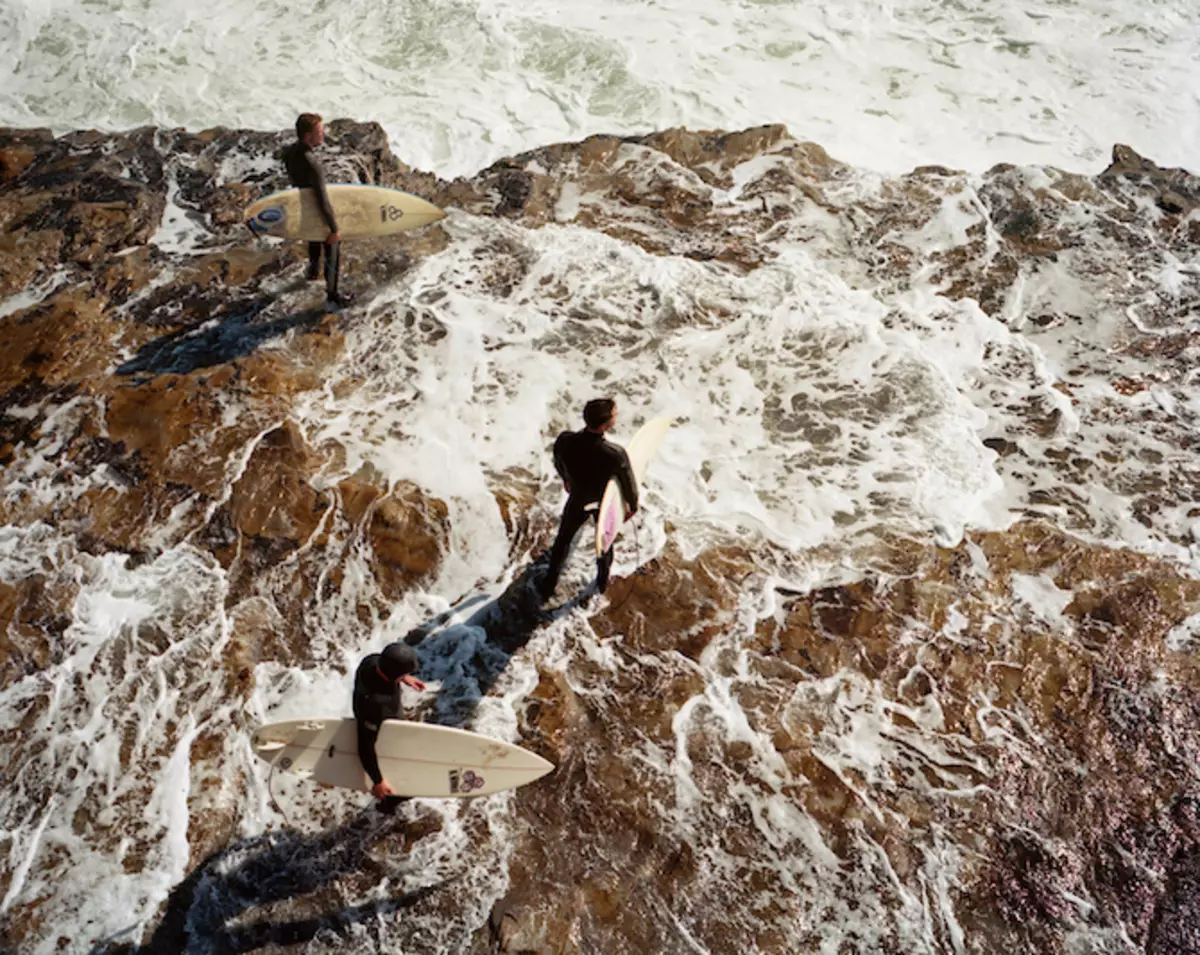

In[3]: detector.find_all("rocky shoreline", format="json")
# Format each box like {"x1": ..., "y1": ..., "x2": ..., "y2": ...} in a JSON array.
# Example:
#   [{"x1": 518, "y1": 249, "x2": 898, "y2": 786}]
[{"x1": 2, "y1": 120, "x2": 1200, "y2": 953}]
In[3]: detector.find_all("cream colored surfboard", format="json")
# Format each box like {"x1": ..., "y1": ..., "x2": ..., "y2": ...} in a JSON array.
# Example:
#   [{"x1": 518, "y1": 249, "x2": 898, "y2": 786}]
[
  {"x1": 595, "y1": 417, "x2": 671, "y2": 557},
  {"x1": 251, "y1": 718, "x2": 554, "y2": 798},
  {"x1": 245, "y1": 184, "x2": 446, "y2": 241}
]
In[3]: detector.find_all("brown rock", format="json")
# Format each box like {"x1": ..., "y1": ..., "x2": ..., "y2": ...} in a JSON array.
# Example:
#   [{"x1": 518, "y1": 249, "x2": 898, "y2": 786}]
[
  {"x1": 1100, "y1": 142, "x2": 1200, "y2": 215},
  {"x1": 637, "y1": 124, "x2": 793, "y2": 186},
  {"x1": 0, "y1": 225, "x2": 65, "y2": 300},
  {"x1": 366, "y1": 484, "x2": 451, "y2": 598},
  {"x1": 0, "y1": 290, "x2": 129, "y2": 389},
  {"x1": 0, "y1": 576, "x2": 73, "y2": 691},
  {"x1": 228, "y1": 421, "x2": 328, "y2": 542},
  {"x1": 590, "y1": 542, "x2": 754, "y2": 658},
  {"x1": 0, "y1": 145, "x2": 38, "y2": 184}
]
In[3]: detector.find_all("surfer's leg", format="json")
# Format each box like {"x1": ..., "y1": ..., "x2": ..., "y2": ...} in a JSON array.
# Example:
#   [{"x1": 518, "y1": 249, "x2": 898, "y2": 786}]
[
  {"x1": 306, "y1": 241, "x2": 322, "y2": 280},
  {"x1": 324, "y1": 239, "x2": 339, "y2": 298},
  {"x1": 539, "y1": 502, "x2": 589, "y2": 599},
  {"x1": 595, "y1": 546, "x2": 614, "y2": 593},
  {"x1": 324, "y1": 239, "x2": 355, "y2": 308}
]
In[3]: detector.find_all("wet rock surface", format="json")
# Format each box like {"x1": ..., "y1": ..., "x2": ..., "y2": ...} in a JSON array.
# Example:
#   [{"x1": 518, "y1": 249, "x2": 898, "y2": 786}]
[{"x1": 0, "y1": 121, "x2": 1199, "y2": 954}]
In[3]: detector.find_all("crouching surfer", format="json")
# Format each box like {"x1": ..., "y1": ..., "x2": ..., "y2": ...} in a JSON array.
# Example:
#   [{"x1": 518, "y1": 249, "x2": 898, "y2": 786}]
[
  {"x1": 538, "y1": 397, "x2": 638, "y2": 601},
  {"x1": 353, "y1": 641, "x2": 426, "y2": 806}
]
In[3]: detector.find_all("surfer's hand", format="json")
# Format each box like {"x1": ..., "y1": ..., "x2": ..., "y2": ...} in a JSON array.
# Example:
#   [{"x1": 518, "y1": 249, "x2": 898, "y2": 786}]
[
  {"x1": 326, "y1": 230, "x2": 340, "y2": 245},
  {"x1": 372, "y1": 781, "x2": 395, "y2": 799},
  {"x1": 401, "y1": 675, "x2": 426, "y2": 691}
]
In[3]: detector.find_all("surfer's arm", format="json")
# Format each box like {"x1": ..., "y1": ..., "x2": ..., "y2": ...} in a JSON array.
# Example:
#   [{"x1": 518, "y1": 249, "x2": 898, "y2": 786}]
[
  {"x1": 615, "y1": 449, "x2": 638, "y2": 515},
  {"x1": 308, "y1": 157, "x2": 339, "y2": 236},
  {"x1": 356, "y1": 717, "x2": 385, "y2": 787},
  {"x1": 552, "y1": 434, "x2": 571, "y2": 492}
]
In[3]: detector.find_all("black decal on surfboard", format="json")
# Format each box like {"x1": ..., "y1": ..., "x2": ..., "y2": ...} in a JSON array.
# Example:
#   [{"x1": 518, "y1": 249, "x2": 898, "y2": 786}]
[
  {"x1": 328, "y1": 744, "x2": 336, "y2": 759},
  {"x1": 448, "y1": 769, "x2": 460, "y2": 793},
  {"x1": 380, "y1": 205, "x2": 404, "y2": 222}
]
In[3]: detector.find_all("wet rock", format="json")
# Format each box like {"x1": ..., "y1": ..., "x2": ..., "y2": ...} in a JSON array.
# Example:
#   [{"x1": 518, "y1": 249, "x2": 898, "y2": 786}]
[
  {"x1": 1101, "y1": 143, "x2": 1200, "y2": 216},
  {"x1": 0, "y1": 126, "x2": 166, "y2": 294},
  {"x1": 590, "y1": 542, "x2": 753, "y2": 659},
  {"x1": 638, "y1": 124, "x2": 794, "y2": 186},
  {"x1": 492, "y1": 168, "x2": 536, "y2": 217},
  {"x1": 0, "y1": 576, "x2": 73, "y2": 691},
  {"x1": 228, "y1": 421, "x2": 328, "y2": 542},
  {"x1": 0, "y1": 290, "x2": 137, "y2": 391},
  {"x1": 362, "y1": 483, "x2": 452, "y2": 599},
  {"x1": 0, "y1": 142, "x2": 41, "y2": 184},
  {"x1": 4, "y1": 118, "x2": 1200, "y2": 955},
  {"x1": 1148, "y1": 801, "x2": 1200, "y2": 955}
]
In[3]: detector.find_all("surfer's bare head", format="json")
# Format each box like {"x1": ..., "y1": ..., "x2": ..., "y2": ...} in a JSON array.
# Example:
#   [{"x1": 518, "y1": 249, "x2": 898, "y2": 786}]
[
  {"x1": 295, "y1": 112, "x2": 324, "y2": 146},
  {"x1": 584, "y1": 398, "x2": 617, "y2": 432}
]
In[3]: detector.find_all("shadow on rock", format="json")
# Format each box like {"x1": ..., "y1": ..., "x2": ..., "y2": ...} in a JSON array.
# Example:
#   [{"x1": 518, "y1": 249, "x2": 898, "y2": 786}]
[
  {"x1": 408, "y1": 559, "x2": 589, "y2": 729},
  {"x1": 116, "y1": 296, "x2": 325, "y2": 378},
  {"x1": 94, "y1": 809, "x2": 443, "y2": 955}
]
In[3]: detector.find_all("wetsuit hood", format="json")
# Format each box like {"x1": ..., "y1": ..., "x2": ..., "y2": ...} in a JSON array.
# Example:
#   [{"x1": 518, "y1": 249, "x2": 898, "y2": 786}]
[{"x1": 378, "y1": 641, "x2": 418, "y2": 680}]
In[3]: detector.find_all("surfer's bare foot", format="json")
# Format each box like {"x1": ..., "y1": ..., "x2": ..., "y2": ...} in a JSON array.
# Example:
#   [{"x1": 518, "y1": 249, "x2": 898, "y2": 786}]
[{"x1": 325, "y1": 291, "x2": 356, "y2": 311}]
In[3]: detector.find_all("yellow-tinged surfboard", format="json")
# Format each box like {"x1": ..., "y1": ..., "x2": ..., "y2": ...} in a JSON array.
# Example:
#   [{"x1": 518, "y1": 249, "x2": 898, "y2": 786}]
[{"x1": 245, "y1": 184, "x2": 446, "y2": 241}]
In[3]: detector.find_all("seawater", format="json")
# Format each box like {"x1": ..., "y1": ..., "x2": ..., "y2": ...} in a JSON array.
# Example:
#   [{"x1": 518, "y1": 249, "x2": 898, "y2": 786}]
[
  {"x1": 1, "y1": 0, "x2": 1198, "y2": 177},
  {"x1": 2, "y1": 1, "x2": 1200, "y2": 953}
]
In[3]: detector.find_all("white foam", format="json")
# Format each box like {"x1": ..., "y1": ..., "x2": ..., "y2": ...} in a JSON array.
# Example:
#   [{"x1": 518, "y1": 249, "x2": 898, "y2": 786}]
[
  {"x1": 1010, "y1": 572, "x2": 1074, "y2": 624},
  {"x1": 149, "y1": 163, "x2": 211, "y2": 254},
  {"x1": 1, "y1": 0, "x2": 1197, "y2": 178},
  {"x1": 2, "y1": 4, "x2": 1199, "y2": 949},
  {"x1": 0, "y1": 269, "x2": 70, "y2": 318}
]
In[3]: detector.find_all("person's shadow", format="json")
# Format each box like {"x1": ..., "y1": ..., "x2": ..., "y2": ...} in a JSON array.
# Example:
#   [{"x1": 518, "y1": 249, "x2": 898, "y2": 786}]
[
  {"x1": 116, "y1": 295, "x2": 326, "y2": 379},
  {"x1": 404, "y1": 558, "x2": 597, "y2": 728},
  {"x1": 93, "y1": 807, "x2": 444, "y2": 954}
]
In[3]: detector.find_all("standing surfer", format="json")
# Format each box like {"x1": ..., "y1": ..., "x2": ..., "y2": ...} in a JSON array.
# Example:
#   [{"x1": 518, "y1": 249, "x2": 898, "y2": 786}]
[
  {"x1": 353, "y1": 641, "x2": 426, "y2": 801},
  {"x1": 539, "y1": 398, "x2": 638, "y2": 601},
  {"x1": 281, "y1": 112, "x2": 355, "y2": 310}
]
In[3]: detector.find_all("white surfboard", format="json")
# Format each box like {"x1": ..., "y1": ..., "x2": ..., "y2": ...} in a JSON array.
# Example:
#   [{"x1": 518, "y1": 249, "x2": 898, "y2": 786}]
[
  {"x1": 251, "y1": 718, "x2": 554, "y2": 798},
  {"x1": 595, "y1": 417, "x2": 671, "y2": 557},
  {"x1": 245, "y1": 184, "x2": 446, "y2": 241}
]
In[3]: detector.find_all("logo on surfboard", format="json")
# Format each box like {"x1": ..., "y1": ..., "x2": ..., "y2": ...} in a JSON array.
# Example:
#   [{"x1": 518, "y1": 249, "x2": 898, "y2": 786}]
[
  {"x1": 247, "y1": 207, "x2": 285, "y2": 236},
  {"x1": 380, "y1": 205, "x2": 405, "y2": 223},
  {"x1": 448, "y1": 769, "x2": 485, "y2": 794}
]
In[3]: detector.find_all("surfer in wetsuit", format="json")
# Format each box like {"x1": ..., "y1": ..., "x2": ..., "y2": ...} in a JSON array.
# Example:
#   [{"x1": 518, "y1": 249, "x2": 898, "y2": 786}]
[
  {"x1": 539, "y1": 397, "x2": 638, "y2": 601},
  {"x1": 353, "y1": 641, "x2": 425, "y2": 801},
  {"x1": 281, "y1": 112, "x2": 354, "y2": 310}
]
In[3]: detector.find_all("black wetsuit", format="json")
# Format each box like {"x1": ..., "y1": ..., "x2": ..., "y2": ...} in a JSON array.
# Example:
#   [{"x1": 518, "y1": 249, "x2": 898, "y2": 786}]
[
  {"x1": 541, "y1": 429, "x2": 639, "y2": 596},
  {"x1": 281, "y1": 140, "x2": 342, "y2": 300},
  {"x1": 351, "y1": 653, "x2": 402, "y2": 787}
]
